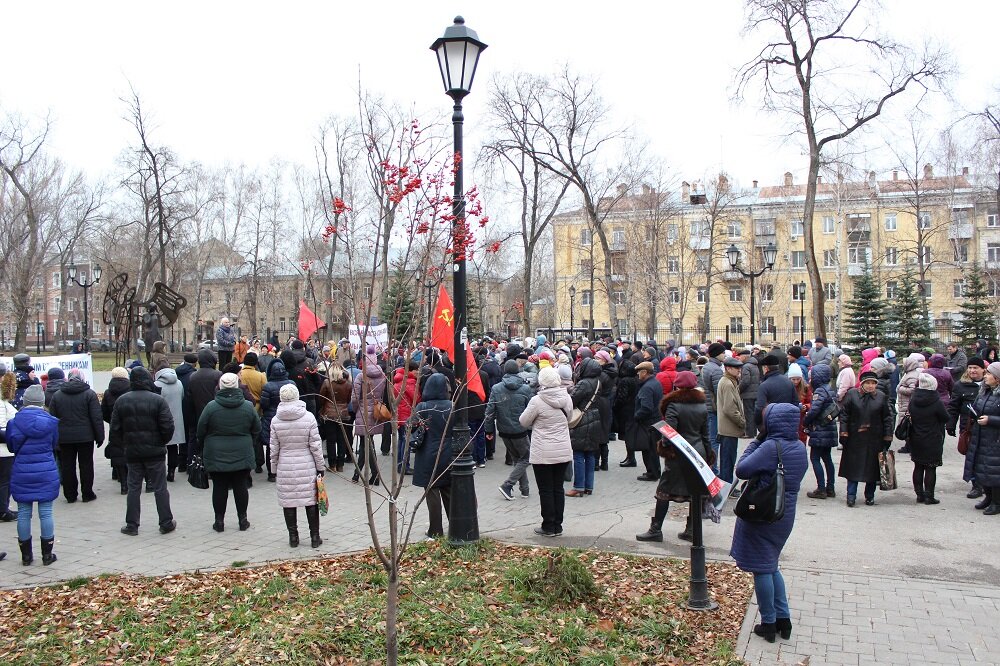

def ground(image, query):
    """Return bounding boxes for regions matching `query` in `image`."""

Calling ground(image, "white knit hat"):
[918,372,938,391]
[111,367,128,379]
[279,383,300,402]
[787,363,803,379]
[537,366,562,388]
[219,373,239,390]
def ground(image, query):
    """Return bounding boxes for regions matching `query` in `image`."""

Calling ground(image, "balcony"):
[846,264,865,276]
[688,236,710,251]
[948,223,974,240]
[722,271,743,281]
[754,234,777,248]
[986,259,1000,271]
[609,240,626,252]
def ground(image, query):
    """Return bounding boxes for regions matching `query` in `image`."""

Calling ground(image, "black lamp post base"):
[685,491,718,612]
[447,431,480,546]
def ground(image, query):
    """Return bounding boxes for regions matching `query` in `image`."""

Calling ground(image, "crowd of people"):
[1,328,999,648]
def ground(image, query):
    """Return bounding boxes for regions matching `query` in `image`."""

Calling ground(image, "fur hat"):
[673,371,698,389]
[537,367,562,388]
[279,383,300,402]
[635,361,655,374]
[243,351,259,366]
[219,373,240,390]
[22,384,45,407]
[859,370,878,383]
[918,372,938,391]
[708,342,726,359]
[760,354,781,367]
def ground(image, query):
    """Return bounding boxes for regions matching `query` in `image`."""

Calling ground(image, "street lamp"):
[568,285,576,340]
[798,281,807,343]
[67,262,102,352]
[431,15,486,546]
[727,242,777,345]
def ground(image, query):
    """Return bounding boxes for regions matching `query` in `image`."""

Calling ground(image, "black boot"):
[635,519,664,542]
[753,623,776,643]
[19,538,33,566]
[975,488,993,511]
[369,472,380,487]
[985,488,1000,516]
[41,537,57,566]
[351,469,361,484]
[238,514,251,531]
[968,484,984,499]
[677,515,693,542]
[167,468,175,482]
[283,508,299,547]
[775,617,792,639]
[305,504,322,548]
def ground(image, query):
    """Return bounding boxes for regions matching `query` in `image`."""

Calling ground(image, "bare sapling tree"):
[737,0,950,338]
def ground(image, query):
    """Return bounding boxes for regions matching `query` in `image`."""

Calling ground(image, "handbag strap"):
[580,380,601,413]
[775,437,784,472]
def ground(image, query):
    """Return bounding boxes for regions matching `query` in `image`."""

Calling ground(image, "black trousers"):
[59,441,95,500]
[641,447,662,477]
[321,419,351,466]
[912,464,938,497]
[218,350,233,367]
[211,470,250,520]
[533,462,569,534]
[425,486,452,537]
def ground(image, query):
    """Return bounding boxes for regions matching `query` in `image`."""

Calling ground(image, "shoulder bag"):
[893,412,911,441]
[187,455,210,490]
[568,380,601,429]
[733,441,785,524]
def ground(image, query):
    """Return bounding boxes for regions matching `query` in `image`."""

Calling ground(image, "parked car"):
[198,340,218,352]
[88,338,111,352]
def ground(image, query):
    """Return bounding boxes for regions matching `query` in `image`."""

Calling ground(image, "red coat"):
[796,384,813,442]
[392,367,420,424]
[656,357,677,394]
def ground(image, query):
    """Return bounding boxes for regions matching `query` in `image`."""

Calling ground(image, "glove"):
[317,469,325,478]
[485,433,494,441]
[839,436,849,447]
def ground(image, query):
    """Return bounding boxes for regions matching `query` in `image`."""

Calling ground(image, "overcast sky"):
[3,1,996,194]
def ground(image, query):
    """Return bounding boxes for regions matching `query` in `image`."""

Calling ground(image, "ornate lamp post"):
[726,242,777,345]
[798,281,807,343]
[67,262,102,352]
[431,15,487,545]
[568,285,576,340]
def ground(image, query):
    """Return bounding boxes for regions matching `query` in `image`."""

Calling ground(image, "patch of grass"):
[510,548,599,606]
[63,576,91,590]
[231,560,248,568]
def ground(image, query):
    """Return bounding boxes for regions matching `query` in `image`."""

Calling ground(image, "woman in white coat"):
[270,383,325,548]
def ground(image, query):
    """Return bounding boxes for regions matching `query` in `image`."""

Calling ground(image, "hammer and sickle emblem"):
[439,308,454,325]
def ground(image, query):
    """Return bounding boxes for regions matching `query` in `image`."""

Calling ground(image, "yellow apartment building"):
[552,168,1000,346]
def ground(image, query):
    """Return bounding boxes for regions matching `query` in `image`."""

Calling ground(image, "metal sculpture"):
[102,273,188,366]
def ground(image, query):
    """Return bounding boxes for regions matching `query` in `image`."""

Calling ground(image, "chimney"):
[962,166,969,176]
[817,175,823,184]
[783,171,793,187]
[752,179,758,188]
[892,170,898,181]
[923,163,933,179]
[616,183,628,197]
[681,181,690,201]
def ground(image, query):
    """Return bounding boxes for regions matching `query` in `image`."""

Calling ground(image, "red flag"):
[430,285,486,401]
[297,300,326,342]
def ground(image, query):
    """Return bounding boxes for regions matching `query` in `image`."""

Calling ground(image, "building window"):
[884,214,897,231]
[760,317,775,334]
[53,297,61,314]
[612,228,625,246]
[729,286,744,302]
[726,221,742,238]
[790,251,806,268]
[792,283,806,301]
[824,282,838,300]
[885,247,897,266]
[278,317,286,331]
[954,242,968,263]
[790,219,804,238]
[823,249,837,267]
[987,243,1000,263]
[919,246,931,265]
[611,291,626,305]
[580,228,592,245]
[988,278,1000,298]
[67,298,75,312]
[952,208,971,225]
[729,317,744,334]
[822,216,835,234]
[205,290,212,304]
[363,286,372,300]
[988,212,999,228]
[581,290,592,306]
[918,281,933,298]
[668,287,680,304]
[848,246,870,266]
[52,272,61,289]
[645,226,655,242]
[579,258,592,274]
[689,219,710,237]
[918,211,932,229]
[792,316,805,335]
[666,224,679,242]
[695,251,710,272]
[760,284,774,302]
[667,256,679,273]
[954,279,966,298]
[886,281,897,300]
[696,287,707,304]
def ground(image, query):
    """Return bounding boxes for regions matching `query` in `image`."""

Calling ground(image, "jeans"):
[125,458,174,530]
[211,470,250,520]
[59,440,95,500]
[753,570,790,624]
[533,462,569,534]
[846,480,876,500]
[425,486,451,537]
[707,412,719,474]
[810,446,836,491]
[469,419,486,465]
[0,456,13,514]
[500,435,531,495]
[717,435,739,484]
[17,500,55,541]
[573,451,596,492]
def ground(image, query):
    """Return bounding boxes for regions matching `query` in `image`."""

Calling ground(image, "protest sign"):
[348,323,389,354]
[653,420,732,510]
[0,353,95,386]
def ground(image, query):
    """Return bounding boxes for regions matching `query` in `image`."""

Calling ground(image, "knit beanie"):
[787,363,803,379]
[46,367,65,380]
[111,367,128,379]
[839,354,852,367]
[557,364,572,382]
[279,383,300,402]
[987,362,1000,382]
[219,373,239,390]
[22,384,45,407]
[537,367,562,388]
[243,351,259,367]
[918,372,938,391]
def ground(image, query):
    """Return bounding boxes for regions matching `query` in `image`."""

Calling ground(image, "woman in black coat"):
[838,371,894,507]
[102,368,133,494]
[635,370,709,543]
[613,357,640,466]
[567,358,605,497]
[965,363,1000,514]
[411,373,453,538]
[906,374,949,504]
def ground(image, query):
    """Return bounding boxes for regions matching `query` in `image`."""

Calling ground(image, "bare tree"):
[737,0,950,338]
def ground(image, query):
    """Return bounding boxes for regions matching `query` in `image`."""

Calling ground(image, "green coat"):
[198,388,260,473]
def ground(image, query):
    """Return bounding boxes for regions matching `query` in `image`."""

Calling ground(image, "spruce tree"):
[885,266,929,346]
[956,263,998,346]
[466,287,484,339]
[844,266,886,348]
[378,270,420,342]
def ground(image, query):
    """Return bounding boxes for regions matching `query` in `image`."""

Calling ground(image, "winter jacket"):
[149,340,168,372]
[47,377,105,446]
[948,379,983,435]
[964,385,1000,486]
[485,373,533,438]
[480,358,503,389]
[153,368,187,446]
[716,374,746,438]
[570,358,606,453]
[613,359,640,447]
[198,387,260,473]
[700,358,724,414]
[411,373,453,489]
[738,357,760,400]
[260,361,295,446]
[351,361,387,438]
[838,387,893,484]
[215,324,237,352]
[284,349,322,416]
[43,377,66,408]
[269,399,324,507]
[598,361,618,429]
[859,348,880,379]
[656,357,677,395]
[895,353,924,414]
[110,369,175,462]
[520,385,573,465]
[947,349,968,382]
[319,368,353,424]
[836,366,857,402]
[755,370,799,429]
[101,376,131,465]
[239,365,267,407]
[13,361,39,410]
[803,364,838,448]
[633,374,665,454]
[187,356,223,426]
[730,403,808,574]
[392,367,420,425]
[658,387,710,499]
[808,345,833,369]
[924,355,955,407]
[7,406,61,502]
[0,400,17,459]
[906,388,949,467]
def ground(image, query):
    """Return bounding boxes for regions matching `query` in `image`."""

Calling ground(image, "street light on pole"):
[799,281,806,343]
[727,242,777,345]
[431,15,486,546]
[67,262,102,352]
[568,285,576,340]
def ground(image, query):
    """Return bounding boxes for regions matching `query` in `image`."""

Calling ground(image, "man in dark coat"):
[174,352,199,470]
[43,367,67,407]
[187,349,223,428]
[754,355,799,430]
[111,367,176,535]
[838,371,894,507]
[737,348,760,438]
[948,358,986,498]
[700,342,726,474]
[634,361,665,481]
[614,357,641,466]
[47,369,105,503]
[946,343,969,383]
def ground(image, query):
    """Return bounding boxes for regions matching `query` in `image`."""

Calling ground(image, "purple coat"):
[350,360,387,437]
[924,356,954,408]
[730,403,809,574]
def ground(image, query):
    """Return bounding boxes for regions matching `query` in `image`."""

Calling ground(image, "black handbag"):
[187,455,210,490]
[733,441,785,523]
[893,413,911,441]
